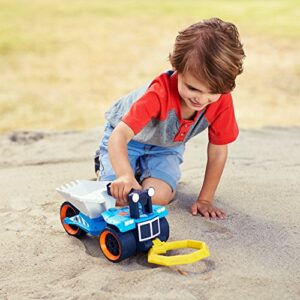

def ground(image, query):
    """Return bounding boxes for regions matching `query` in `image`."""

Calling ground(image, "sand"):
[0,127,299,300]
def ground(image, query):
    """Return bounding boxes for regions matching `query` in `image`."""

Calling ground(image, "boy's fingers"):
[123,186,132,203]
[120,190,126,202]
[111,183,120,200]
[202,211,210,219]
[110,185,116,199]
[133,181,142,190]
[210,211,217,219]
[216,210,225,219]
[191,203,198,215]
[122,191,127,202]
[116,185,124,202]
[218,208,226,215]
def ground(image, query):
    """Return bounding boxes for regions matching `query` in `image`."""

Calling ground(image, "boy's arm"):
[191,142,228,218]
[108,121,142,203]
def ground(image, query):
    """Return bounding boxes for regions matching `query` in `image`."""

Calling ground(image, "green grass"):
[0,0,299,132]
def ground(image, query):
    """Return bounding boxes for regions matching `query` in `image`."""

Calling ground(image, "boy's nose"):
[192,95,207,104]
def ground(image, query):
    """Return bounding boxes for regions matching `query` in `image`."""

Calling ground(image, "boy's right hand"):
[110,175,142,206]
[191,199,226,219]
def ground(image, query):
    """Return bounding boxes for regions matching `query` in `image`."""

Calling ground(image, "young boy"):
[95,18,245,219]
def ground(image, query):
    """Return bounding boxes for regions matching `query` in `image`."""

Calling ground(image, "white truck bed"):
[56,180,116,219]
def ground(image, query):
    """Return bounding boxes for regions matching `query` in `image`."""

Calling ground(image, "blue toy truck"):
[57,180,169,262]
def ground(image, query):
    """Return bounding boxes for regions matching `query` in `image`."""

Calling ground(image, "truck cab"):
[58,181,169,262]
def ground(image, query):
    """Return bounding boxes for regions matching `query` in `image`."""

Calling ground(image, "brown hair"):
[169,18,245,93]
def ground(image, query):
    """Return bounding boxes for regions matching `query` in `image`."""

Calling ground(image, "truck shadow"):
[81,235,103,258]
[80,233,215,277]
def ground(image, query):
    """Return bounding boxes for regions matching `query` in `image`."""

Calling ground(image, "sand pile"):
[0,127,299,299]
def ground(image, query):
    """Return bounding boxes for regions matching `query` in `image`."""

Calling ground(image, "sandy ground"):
[0,127,299,299]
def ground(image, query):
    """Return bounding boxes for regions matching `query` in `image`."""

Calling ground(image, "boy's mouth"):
[188,98,206,109]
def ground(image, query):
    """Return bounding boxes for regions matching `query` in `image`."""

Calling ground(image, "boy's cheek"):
[178,87,188,100]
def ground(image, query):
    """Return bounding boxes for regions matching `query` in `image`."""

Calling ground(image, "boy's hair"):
[169,18,245,93]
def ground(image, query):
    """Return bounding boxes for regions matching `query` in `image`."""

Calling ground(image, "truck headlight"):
[132,193,139,203]
[148,187,155,197]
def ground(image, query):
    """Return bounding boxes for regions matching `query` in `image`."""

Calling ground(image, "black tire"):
[99,227,137,262]
[60,201,87,238]
[158,217,169,242]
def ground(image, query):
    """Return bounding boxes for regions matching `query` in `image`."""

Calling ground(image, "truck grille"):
[137,217,160,242]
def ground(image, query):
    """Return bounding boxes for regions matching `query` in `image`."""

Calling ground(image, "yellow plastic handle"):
[147,238,210,266]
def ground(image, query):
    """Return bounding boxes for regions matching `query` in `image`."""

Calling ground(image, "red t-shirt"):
[105,71,238,147]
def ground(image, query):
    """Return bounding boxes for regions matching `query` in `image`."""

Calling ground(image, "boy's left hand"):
[191,199,226,219]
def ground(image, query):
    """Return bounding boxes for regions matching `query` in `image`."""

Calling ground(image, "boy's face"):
[177,72,221,111]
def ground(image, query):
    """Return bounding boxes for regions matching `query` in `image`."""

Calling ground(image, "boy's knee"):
[151,189,175,205]
[141,177,176,205]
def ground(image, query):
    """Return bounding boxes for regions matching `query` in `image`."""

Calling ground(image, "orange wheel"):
[99,227,137,263]
[60,202,86,238]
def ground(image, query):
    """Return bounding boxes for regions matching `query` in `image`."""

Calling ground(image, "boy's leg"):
[95,124,144,181]
[95,127,184,204]
[142,177,176,205]
[139,145,185,205]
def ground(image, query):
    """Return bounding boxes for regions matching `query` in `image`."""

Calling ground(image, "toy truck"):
[57,180,169,262]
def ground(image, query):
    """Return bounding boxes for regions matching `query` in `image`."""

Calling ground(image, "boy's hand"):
[191,199,226,219]
[110,175,142,206]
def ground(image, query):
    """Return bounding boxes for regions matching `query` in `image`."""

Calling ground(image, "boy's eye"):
[189,87,197,91]
[187,85,202,92]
